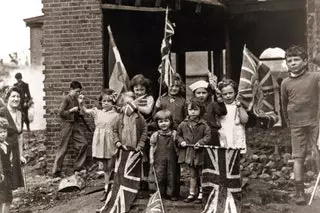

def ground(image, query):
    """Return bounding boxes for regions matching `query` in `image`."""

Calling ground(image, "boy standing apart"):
[52,81,88,177]
[281,46,320,205]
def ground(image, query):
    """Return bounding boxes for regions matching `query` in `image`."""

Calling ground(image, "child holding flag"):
[149,110,180,201]
[177,98,211,203]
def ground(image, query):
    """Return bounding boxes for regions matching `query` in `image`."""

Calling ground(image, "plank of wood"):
[101,3,170,12]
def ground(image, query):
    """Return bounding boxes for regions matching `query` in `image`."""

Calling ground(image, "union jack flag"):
[97,149,142,213]
[202,148,242,213]
[146,190,164,213]
[238,47,278,128]
[158,11,175,87]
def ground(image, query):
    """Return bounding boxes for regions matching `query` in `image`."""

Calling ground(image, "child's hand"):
[116,142,122,148]
[235,100,242,108]
[78,95,84,104]
[194,143,200,150]
[180,141,187,147]
[69,106,79,112]
[20,156,27,164]
[208,72,217,88]
[135,146,142,153]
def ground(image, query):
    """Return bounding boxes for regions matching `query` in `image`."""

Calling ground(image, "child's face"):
[133,84,146,97]
[101,96,114,111]
[286,56,307,74]
[187,105,200,119]
[157,118,171,131]
[221,85,236,104]
[0,128,7,142]
[194,87,208,102]
[70,88,81,98]
[169,81,181,96]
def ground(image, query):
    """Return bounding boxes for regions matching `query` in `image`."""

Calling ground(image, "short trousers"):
[290,124,319,158]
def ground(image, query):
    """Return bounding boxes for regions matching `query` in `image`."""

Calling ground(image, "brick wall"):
[42,0,103,169]
[307,0,320,71]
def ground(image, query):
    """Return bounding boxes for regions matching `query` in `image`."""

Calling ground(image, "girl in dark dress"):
[0,87,25,190]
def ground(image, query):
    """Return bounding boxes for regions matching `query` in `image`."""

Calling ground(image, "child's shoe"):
[184,194,196,203]
[194,192,202,204]
[295,191,306,205]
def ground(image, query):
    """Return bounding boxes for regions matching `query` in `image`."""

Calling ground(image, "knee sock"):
[189,178,197,196]
[104,171,110,192]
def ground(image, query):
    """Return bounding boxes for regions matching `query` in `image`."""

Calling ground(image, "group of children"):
[71,71,249,203]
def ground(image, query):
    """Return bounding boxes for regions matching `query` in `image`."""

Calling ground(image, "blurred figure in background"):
[13,73,32,131]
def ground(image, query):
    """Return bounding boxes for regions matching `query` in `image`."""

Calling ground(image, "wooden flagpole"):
[158,6,169,98]
[309,171,320,205]
[152,166,165,213]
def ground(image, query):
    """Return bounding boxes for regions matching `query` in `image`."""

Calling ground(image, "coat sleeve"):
[281,81,289,127]
[113,116,121,145]
[196,123,211,145]
[58,96,71,119]
[177,123,185,146]
[25,83,31,101]
[137,117,148,150]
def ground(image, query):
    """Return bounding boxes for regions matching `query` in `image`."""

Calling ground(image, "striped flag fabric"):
[158,13,175,87]
[146,190,164,213]
[202,147,242,213]
[238,47,279,128]
[97,149,142,213]
[107,26,130,97]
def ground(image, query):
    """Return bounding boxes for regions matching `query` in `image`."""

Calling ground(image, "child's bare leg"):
[100,159,113,202]
[184,166,197,203]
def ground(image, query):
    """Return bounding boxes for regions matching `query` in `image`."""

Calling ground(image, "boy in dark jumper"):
[281,45,320,205]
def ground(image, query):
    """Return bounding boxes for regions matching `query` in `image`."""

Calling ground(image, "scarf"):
[0,141,8,154]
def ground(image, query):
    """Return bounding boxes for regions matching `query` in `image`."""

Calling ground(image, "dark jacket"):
[113,113,148,151]
[14,81,31,106]
[177,118,211,166]
[58,94,80,122]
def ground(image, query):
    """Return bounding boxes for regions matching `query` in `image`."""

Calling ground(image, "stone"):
[58,174,86,192]
[266,161,275,168]
[252,154,259,161]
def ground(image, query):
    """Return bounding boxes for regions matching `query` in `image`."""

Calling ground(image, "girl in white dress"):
[78,89,119,201]
[218,79,248,154]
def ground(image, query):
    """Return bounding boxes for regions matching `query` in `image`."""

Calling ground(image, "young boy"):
[0,117,12,213]
[281,45,320,205]
[52,81,88,177]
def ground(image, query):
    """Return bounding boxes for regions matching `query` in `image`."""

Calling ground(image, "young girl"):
[154,73,186,129]
[130,74,155,190]
[78,89,119,201]
[217,79,248,153]
[177,98,211,203]
[149,110,180,201]
[130,74,155,122]
[0,117,12,213]
[189,79,227,146]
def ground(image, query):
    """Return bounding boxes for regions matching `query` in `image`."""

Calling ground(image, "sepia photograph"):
[0,0,319,212]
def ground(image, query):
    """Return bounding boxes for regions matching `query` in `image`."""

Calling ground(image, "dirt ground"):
[11,129,320,213]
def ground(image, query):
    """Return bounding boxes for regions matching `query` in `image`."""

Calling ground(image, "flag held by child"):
[202,147,242,213]
[146,190,164,213]
[97,149,142,213]
[238,47,279,128]
[158,9,175,87]
[107,26,130,97]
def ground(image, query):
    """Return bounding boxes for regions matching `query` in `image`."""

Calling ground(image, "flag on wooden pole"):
[107,26,130,97]
[145,166,165,213]
[238,46,279,128]
[158,8,175,88]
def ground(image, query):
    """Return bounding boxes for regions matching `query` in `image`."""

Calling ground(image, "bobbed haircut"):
[153,109,174,130]
[0,117,9,129]
[70,81,82,90]
[186,97,206,118]
[130,74,152,95]
[218,78,238,95]
[285,45,308,61]
[98,88,117,106]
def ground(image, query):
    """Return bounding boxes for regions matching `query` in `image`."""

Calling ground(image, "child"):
[113,91,148,156]
[78,89,119,202]
[154,73,186,128]
[177,98,211,203]
[52,81,88,177]
[0,117,12,213]
[189,79,227,146]
[130,74,155,189]
[281,45,320,205]
[218,79,248,153]
[149,110,180,201]
[130,74,155,122]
